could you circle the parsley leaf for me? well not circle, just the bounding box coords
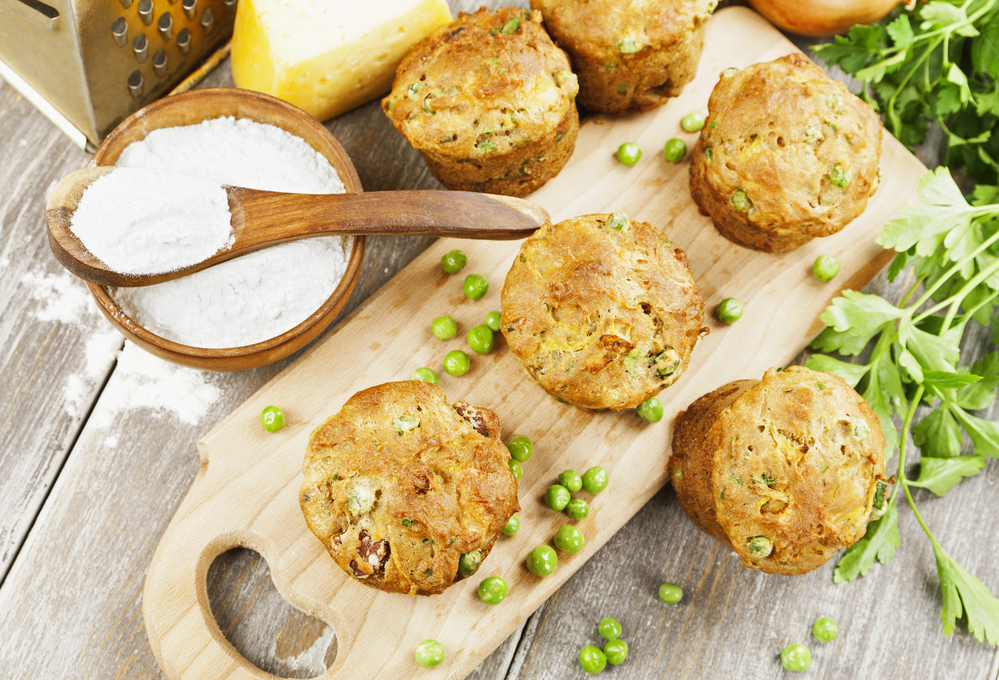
[805,354,870,387]
[910,455,987,495]
[934,543,999,643]
[833,503,900,583]
[913,405,964,458]
[879,168,979,254]
[951,407,999,457]
[956,352,999,410]
[821,291,905,339]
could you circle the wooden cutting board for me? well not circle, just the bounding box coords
[143,7,928,679]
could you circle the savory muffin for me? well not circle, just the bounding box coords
[501,212,705,411]
[300,381,519,596]
[689,53,882,253]
[382,7,579,197]
[668,366,888,576]
[531,0,714,114]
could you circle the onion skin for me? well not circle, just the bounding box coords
[747,0,903,37]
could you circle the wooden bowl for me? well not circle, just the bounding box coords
[86,88,365,371]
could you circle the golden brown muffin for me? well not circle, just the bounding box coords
[531,0,714,114]
[382,7,579,197]
[669,366,888,576]
[501,212,705,411]
[689,53,882,253]
[300,381,519,596]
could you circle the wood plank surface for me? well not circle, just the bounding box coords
[0,1,996,679]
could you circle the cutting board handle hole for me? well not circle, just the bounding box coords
[207,547,338,678]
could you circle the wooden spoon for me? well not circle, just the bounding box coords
[46,166,550,288]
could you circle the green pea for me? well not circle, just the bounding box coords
[781,644,812,672]
[507,435,533,462]
[663,138,687,163]
[443,350,470,376]
[829,163,849,188]
[637,397,664,423]
[603,639,629,665]
[415,639,445,668]
[716,298,743,324]
[478,576,508,605]
[578,645,607,674]
[467,325,495,354]
[553,525,584,553]
[260,405,284,432]
[545,484,571,511]
[558,469,583,493]
[658,582,683,603]
[721,66,740,77]
[432,315,457,340]
[617,142,642,166]
[582,466,608,494]
[485,311,502,331]
[502,514,520,535]
[526,545,558,577]
[458,549,482,577]
[747,535,773,557]
[508,459,523,479]
[464,274,489,300]
[813,255,841,282]
[617,37,641,54]
[681,111,704,132]
[731,189,752,212]
[441,249,467,274]
[703,146,713,163]
[812,617,839,642]
[598,616,622,641]
[607,212,630,231]
[411,367,439,385]
[501,17,520,34]
[565,498,589,520]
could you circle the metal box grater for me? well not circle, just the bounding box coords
[0,0,235,150]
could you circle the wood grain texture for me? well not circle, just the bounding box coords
[140,9,934,679]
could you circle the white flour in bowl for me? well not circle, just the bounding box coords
[108,116,352,349]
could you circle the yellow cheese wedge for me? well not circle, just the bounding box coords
[232,0,453,121]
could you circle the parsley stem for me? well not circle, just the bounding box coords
[908,221,999,313]
[893,384,943,547]
[914,255,999,326]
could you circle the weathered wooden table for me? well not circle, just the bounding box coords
[0,2,997,678]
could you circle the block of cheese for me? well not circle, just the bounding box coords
[232,0,453,121]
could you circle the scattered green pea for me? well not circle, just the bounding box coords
[508,459,523,479]
[637,396,664,423]
[484,310,502,331]
[507,435,533,462]
[813,255,841,282]
[260,405,284,432]
[731,189,752,212]
[582,466,608,494]
[603,639,629,665]
[716,298,743,324]
[411,367,439,385]
[812,617,839,642]
[441,249,467,274]
[545,484,571,511]
[598,617,622,641]
[565,498,590,520]
[781,644,812,672]
[658,582,683,603]
[467,325,495,354]
[663,138,687,163]
[458,549,482,577]
[443,350,470,376]
[554,525,585,553]
[432,315,457,340]
[464,274,489,300]
[617,142,642,166]
[503,514,520,535]
[681,111,704,132]
[478,576,508,605]
[415,639,445,668]
[558,469,583,493]
[579,645,607,674]
[526,545,558,577]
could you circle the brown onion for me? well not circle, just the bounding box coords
[747,0,904,37]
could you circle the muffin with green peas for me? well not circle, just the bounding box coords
[531,0,714,114]
[382,7,579,197]
[300,381,519,595]
[668,366,888,576]
[689,53,882,253]
[501,212,705,411]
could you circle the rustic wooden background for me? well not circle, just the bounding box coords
[0,1,996,678]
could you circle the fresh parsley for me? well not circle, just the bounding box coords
[806,167,999,644]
